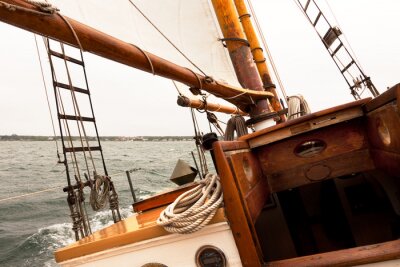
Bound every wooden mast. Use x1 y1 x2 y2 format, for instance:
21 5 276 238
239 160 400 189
0 0 274 113
210 0 274 118
233 0 286 122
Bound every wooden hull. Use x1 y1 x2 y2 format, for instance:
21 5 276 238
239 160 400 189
212 84 400 266
55 84 400 267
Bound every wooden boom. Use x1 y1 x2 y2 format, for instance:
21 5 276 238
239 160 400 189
177 96 247 116
0 0 273 114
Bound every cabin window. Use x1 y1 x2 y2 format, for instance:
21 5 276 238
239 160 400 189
294 140 326 157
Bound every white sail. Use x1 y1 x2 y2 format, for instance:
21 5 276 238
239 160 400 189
51 0 240 89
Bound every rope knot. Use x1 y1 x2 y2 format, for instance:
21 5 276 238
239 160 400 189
25 0 59 14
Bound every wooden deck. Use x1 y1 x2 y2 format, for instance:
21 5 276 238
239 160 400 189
55 207 227 263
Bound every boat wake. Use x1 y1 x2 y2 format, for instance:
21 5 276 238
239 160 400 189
1 207 133 267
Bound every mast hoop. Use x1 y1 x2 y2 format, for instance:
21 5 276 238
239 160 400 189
238 13 251 21
218 37 250 47
250 46 263 53
254 58 266 64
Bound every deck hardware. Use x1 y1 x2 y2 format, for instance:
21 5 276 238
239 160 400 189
195 245 226 267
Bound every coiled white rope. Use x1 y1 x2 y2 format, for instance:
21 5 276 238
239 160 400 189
287 94 311 120
157 173 224 234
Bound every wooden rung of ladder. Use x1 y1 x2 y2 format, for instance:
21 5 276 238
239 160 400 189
49 50 84 66
341 60 355 73
58 114 95 122
331 43 343 57
313 11 322 26
64 146 101 153
303 0 311 12
54 82 90 95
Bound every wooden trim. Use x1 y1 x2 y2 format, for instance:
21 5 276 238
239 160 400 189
364 83 400 112
132 182 197 213
242 99 370 148
247 106 365 148
255 119 375 192
228 151 269 222
55 207 227 263
266 239 400 267
370 149 400 177
213 141 263 266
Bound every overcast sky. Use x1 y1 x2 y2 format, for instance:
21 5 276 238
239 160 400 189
0 0 399 136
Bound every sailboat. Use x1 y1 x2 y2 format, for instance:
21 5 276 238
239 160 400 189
1 0 400 266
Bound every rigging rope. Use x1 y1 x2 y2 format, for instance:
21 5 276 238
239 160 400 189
206 112 224 136
127 0 208 77
0 185 62 203
322 0 365 73
45 40 83 184
224 115 248 141
157 173 223 234
291 0 359 85
246 0 288 105
24 0 58 13
34 34 61 161
190 109 208 178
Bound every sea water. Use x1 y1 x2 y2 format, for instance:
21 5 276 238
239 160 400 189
0 141 198 266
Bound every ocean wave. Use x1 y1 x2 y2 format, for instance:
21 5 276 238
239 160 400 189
1 207 133 267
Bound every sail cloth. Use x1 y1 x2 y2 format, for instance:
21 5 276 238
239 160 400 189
50 0 241 94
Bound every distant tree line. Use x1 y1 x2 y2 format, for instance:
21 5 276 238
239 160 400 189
0 135 194 141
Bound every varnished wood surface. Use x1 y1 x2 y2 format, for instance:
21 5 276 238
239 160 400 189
233 0 284 119
367 104 400 154
211 0 271 116
213 141 263 266
366 85 400 176
266 239 400 267
256 119 375 192
55 207 227 263
364 83 400 112
228 151 269 222
0 0 273 112
242 98 371 148
132 182 197 213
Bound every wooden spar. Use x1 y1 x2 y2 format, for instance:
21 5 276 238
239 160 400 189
210 0 273 118
234 0 286 122
177 95 247 116
0 0 274 114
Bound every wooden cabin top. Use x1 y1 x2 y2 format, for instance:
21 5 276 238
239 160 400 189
55 207 227 263
241 98 372 148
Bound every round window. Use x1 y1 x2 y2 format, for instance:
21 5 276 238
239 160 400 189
294 140 326 158
195 245 226 267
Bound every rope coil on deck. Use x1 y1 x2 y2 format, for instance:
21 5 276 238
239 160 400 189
157 173 223 234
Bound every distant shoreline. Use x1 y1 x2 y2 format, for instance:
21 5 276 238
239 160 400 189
0 135 194 141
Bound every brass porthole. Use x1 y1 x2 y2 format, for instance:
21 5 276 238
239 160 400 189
294 139 327 158
195 245 226 267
